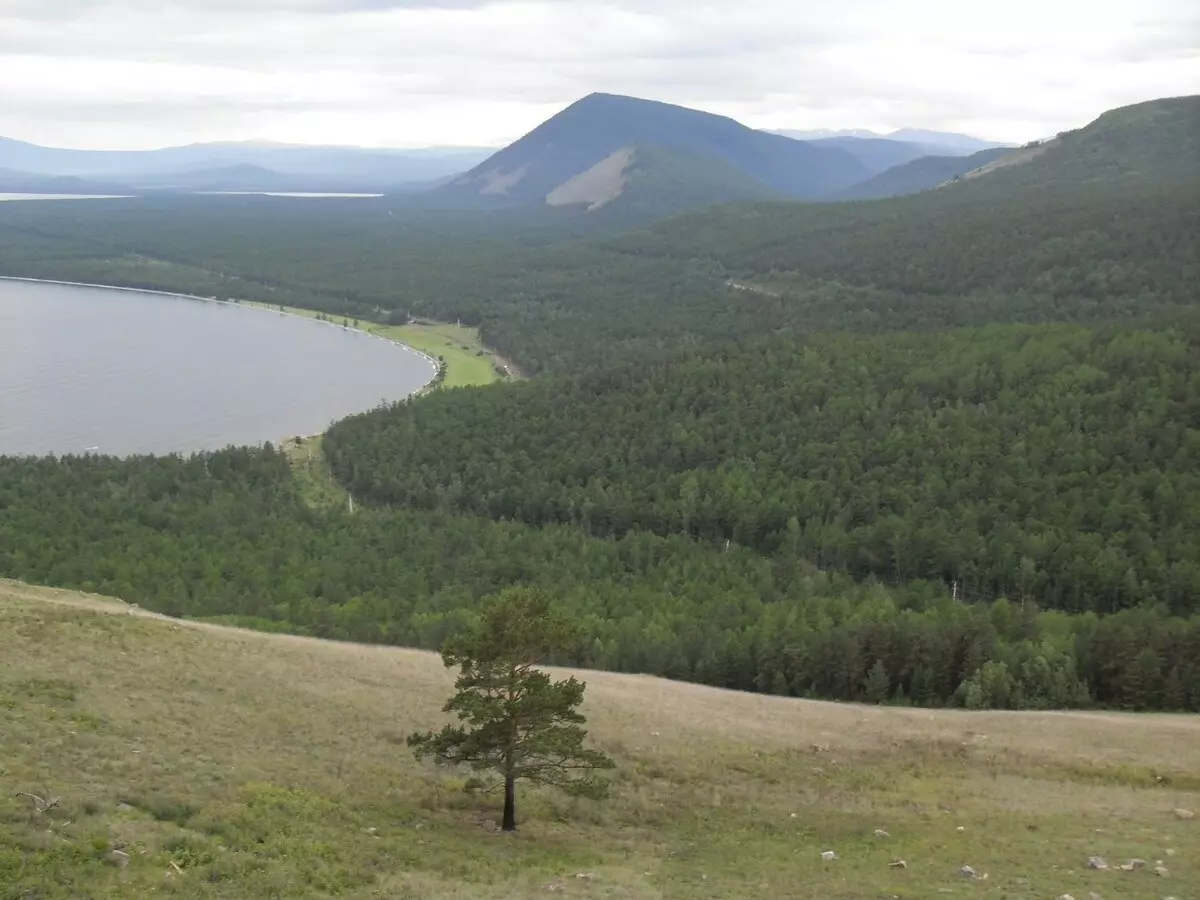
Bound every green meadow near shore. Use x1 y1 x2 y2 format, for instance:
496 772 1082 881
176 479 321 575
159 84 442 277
2 581 1196 900
245 300 506 388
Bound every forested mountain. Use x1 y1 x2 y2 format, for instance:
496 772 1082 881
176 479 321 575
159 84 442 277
833 147 1011 199
325 323 1200 618
830 95 1198 200
612 177 1199 331
2 447 1196 711
957 95 1200 189
438 93 871 209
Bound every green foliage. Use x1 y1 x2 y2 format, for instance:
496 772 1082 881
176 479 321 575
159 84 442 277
861 660 890 704
409 589 614 830
960 661 1016 710
1120 647 1164 711
1 169 1196 377
325 322 1200 618
4 445 1196 711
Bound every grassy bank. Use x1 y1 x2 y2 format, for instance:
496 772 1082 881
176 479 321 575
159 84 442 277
244 301 506 388
264 309 505 505
2 580 1196 899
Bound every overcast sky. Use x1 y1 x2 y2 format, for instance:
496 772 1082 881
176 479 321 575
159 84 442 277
1 0 1197 150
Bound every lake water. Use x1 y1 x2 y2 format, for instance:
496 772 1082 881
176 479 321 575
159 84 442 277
197 192 384 198
0 280 435 456
0 193 131 201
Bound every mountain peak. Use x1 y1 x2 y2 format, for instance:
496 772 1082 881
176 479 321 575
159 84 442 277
437 93 870 215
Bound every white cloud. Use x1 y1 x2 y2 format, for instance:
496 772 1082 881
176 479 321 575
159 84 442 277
0 0 1196 149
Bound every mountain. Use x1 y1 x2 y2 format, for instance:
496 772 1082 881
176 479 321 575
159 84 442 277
952 94 1200 189
805 136 929 175
0 167 134 195
773 127 1010 157
772 128 884 140
834 147 1012 199
438 93 871 211
832 95 1199 200
0 136 493 191
553 145 781 221
886 128 1010 154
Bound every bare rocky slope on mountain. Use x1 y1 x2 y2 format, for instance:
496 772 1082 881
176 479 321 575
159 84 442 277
438 92 871 211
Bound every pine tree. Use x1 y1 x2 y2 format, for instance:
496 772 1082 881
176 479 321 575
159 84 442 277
1162 666 1186 711
862 659 891 704
910 665 935 706
1120 648 1163 711
408 588 614 832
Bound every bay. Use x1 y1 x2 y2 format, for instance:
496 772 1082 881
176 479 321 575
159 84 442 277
0 279 435 456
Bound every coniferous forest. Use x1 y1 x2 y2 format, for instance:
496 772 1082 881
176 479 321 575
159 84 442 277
2 447 1198 712
324 323 1200 619
2 101 1199 714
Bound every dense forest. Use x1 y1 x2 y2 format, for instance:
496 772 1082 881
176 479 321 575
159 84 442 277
1 174 1197 375
325 322 1200 617
1 448 1197 712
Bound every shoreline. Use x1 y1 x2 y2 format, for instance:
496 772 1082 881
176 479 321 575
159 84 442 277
0 274 442 456
0 274 442 373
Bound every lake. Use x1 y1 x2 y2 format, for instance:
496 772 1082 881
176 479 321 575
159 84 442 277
0 280 435 456
0 193 131 201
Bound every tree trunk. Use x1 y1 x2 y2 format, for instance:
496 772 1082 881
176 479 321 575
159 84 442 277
502 776 516 832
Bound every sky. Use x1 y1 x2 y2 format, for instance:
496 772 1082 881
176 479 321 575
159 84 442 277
1 0 1197 150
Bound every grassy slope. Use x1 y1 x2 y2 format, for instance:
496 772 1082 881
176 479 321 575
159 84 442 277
2 581 1196 899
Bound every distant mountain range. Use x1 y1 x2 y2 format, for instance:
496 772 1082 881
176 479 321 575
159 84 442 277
4 94 1191 217
0 137 494 194
772 127 1011 157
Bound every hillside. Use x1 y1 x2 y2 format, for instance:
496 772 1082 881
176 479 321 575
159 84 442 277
325 322 1200 620
804 135 929 175
1 168 1196 377
4 436 1197 710
826 95 1200 201
3 581 1197 899
964 95 1200 188
580 145 781 219
439 93 871 209
833 147 1010 199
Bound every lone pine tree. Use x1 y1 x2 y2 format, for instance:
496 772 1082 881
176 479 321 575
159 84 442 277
408 588 614 832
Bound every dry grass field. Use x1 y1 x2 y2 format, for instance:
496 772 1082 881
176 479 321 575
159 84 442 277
2 579 1196 899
